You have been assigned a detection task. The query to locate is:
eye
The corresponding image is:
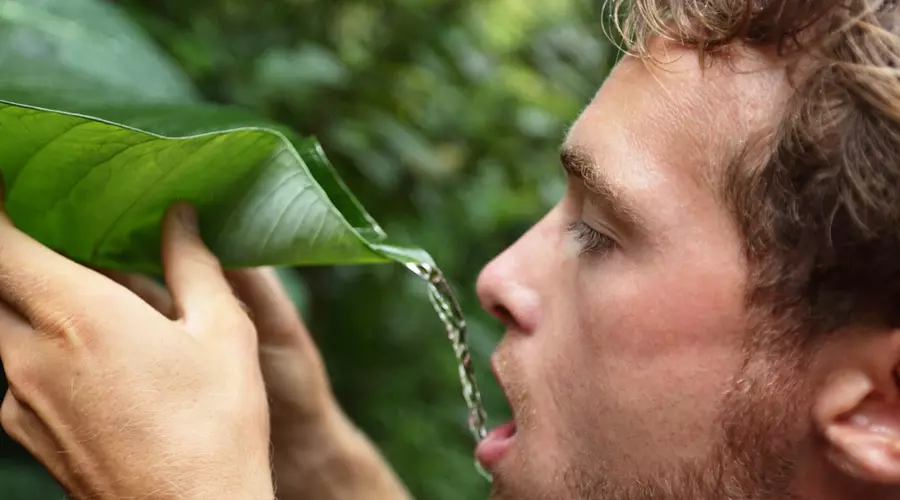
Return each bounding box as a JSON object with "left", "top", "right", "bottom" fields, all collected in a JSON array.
[{"left": 567, "top": 220, "right": 615, "bottom": 255}]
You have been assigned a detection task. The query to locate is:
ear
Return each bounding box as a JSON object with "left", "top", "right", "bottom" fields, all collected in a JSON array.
[{"left": 813, "top": 330, "right": 900, "bottom": 484}]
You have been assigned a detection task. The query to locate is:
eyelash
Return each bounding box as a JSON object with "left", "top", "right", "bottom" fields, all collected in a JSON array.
[{"left": 567, "top": 220, "right": 615, "bottom": 255}]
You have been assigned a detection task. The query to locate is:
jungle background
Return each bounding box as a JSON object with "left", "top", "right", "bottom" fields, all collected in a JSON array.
[{"left": 0, "top": 0, "right": 618, "bottom": 498}]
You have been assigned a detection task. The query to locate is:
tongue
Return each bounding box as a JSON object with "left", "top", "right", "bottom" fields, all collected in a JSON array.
[{"left": 475, "top": 420, "right": 517, "bottom": 470}]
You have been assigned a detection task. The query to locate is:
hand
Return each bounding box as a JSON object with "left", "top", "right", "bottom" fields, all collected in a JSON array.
[
  {"left": 227, "top": 269, "right": 412, "bottom": 500},
  {"left": 0, "top": 201, "right": 274, "bottom": 500},
  {"left": 107, "top": 268, "right": 411, "bottom": 500}
]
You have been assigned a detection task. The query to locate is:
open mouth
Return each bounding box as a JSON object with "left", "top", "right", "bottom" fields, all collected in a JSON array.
[
  {"left": 475, "top": 355, "right": 518, "bottom": 470},
  {"left": 475, "top": 419, "right": 517, "bottom": 469}
]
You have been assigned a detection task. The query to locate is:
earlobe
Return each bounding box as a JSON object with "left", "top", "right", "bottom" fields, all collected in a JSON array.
[{"left": 814, "top": 368, "right": 900, "bottom": 484}]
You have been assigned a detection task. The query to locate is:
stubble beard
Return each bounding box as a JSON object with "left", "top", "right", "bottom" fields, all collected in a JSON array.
[{"left": 489, "top": 333, "right": 813, "bottom": 500}]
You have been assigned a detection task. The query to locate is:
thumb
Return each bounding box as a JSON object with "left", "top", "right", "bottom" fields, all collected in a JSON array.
[{"left": 162, "top": 203, "right": 244, "bottom": 335}]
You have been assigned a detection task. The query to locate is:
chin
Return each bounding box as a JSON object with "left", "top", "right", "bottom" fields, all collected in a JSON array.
[
  {"left": 488, "top": 459, "right": 554, "bottom": 500},
  {"left": 488, "top": 467, "right": 528, "bottom": 500}
]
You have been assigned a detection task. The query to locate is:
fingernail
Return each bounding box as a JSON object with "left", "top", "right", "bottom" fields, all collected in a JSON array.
[{"left": 177, "top": 203, "right": 197, "bottom": 232}]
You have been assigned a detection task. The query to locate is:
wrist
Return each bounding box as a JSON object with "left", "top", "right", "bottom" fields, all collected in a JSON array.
[
  {"left": 193, "top": 449, "right": 276, "bottom": 500},
  {"left": 270, "top": 394, "right": 346, "bottom": 448},
  {"left": 147, "top": 471, "right": 274, "bottom": 500},
  {"left": 271, "top": 405, "right": 411, "bottom": 500},
  {"left": 271, "top": 402, "right": 363, "bottom": 474}
]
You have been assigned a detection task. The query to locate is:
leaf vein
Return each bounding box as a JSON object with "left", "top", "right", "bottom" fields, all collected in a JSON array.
[
  {"left": 256, "top": 174, "right": 312, "bottom": 255},
  {"left": 17, "top": 119, "right": 96, "bottom": 178},
  {"left": 88, "top": 135, "right": 219, "bottom": 260},
  {"left": 44, "top": 135, "right": 160, "bottom": 216}
]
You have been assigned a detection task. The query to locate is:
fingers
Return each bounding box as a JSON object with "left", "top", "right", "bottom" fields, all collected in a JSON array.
[
  {"left": 99, "top": 270, "right": 175, "bottom": 319},
  {"left": 227, "top": 268, "right": 332, "bottom": 418},
  {"left": 225, "top": 268, "right": 312, "bottom": 347},
  {"left": 1, "top": 391, "right": 42, "bottom": 448},
  {"left": 0, "top": 391, "right": 74, "bottom": 490},
  {"left": 0, "top": 187, "right": 105, "bottom": 324},
  {"left": 161, "top": 203, "right": 245, "bottom": 333}
]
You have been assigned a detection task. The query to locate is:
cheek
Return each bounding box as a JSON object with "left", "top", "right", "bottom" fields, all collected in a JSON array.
[
  {"left": 538, "top": 242, "right": 749, "bottom": 467},
  {"left": 573, "top": 221, "right": 748, "bottom": 358},
  {"left": 578, "top": 263, "right": 745, "bottom": 358}
]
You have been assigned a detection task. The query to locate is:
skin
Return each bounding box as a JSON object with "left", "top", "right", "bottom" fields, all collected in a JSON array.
[
  {"left": 476, "top": 41, "right": 900, "bottom": 499},
  {"left": 2, "top": 38, "right": 900, "bottom": 500},
  {"left": 104, "top": 264, "right": 413, "bottom": 500},
  {"left": 0, "top": 199, "right": 409, "bottom": 500},
  {"left": 0, "top": 203, "right": 275, "bottom": 500},
  {"left": 477, "top": 42, "right": 792, "bottom": 499}
]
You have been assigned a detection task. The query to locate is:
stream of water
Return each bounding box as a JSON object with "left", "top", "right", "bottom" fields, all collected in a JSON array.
[{"left": 404, "top": 261, "right": 492, "bottom": 481}]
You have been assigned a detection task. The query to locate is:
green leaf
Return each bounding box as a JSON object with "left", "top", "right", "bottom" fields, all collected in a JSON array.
[
  {"left": 0, "top": 0, "right": 434, "bottom": 272},
  {"left": 0, "top": 100, "right": 432, "bottom": 273}
]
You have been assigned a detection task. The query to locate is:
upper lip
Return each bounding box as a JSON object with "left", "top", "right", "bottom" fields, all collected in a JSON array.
[{"left": 490, "top": 352, "right": 516, "bottom": 422}]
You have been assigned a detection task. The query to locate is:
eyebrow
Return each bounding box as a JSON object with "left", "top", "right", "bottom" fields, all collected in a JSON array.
[{"left": 559, "top": 145, "right": 646, "bottom": 233}]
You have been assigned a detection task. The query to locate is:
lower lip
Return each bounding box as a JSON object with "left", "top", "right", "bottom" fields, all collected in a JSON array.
[{"left": 475, "top": 420, "right": 517, "bottom": 470}]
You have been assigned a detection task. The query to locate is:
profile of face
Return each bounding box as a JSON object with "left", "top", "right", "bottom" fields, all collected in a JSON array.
[{"left": 473, "top": 39, "right": 900, "bottom": 500}]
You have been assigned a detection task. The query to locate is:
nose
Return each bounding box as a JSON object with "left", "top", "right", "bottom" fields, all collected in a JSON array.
[{"left": 475, "top": 232, "right": 541, "bottom": 335}]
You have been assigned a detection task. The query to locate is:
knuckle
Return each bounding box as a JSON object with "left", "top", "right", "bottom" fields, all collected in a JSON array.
[
  {"left": 226, "top": 305, "right": 255, "bottom": 336},
  {"left": 2, "top": 353, "right": 37, "bottom": 394},
  {"left": 214, "top": 305, "right": 257, "bottom": 348},
  {"left": 0, "top": 394, "right": 23, "bottom": 437},
  {"left": 34, "top": 312, "right": 96, "bottom": 349}
]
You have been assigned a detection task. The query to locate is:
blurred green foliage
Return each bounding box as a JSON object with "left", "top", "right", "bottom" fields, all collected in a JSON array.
[{"left": 0, "top": 0, "right": 616, "bottom": 498}]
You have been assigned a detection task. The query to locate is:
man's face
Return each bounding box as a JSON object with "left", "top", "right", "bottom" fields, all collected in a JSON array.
[{"left": 474, "top": 42, "right": 807, "bottom": 499}]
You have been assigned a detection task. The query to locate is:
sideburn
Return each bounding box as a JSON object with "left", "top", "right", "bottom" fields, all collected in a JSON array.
[{"left": 716, "top": 315, "right": 820, "bottom": 500}]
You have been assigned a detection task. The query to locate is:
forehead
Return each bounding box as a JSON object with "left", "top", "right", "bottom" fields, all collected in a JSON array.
[{"left": 566, "top": 43, "right": 791, "bottom": 200}]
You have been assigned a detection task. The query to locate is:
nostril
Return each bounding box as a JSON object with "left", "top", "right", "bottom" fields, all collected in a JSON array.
[
  {"left": 491, "top": 304, "right": 516, "bottom": 327},
  {"left": 476, "top": 253, "right": 538, "bottom": 334}
]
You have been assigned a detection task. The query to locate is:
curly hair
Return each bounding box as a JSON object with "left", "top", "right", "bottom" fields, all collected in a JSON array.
[{"left": 607, "top": 0, "right": 900, "bottom": 341}]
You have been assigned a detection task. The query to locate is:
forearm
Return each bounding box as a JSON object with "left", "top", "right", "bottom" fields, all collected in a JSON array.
[{"left": 272, "top": 409, "right": 412, "bottom": 500}]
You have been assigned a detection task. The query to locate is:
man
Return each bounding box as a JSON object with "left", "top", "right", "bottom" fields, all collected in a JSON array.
[{"left": 2, "top": 0, "right": 900, "bottom": 499}]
